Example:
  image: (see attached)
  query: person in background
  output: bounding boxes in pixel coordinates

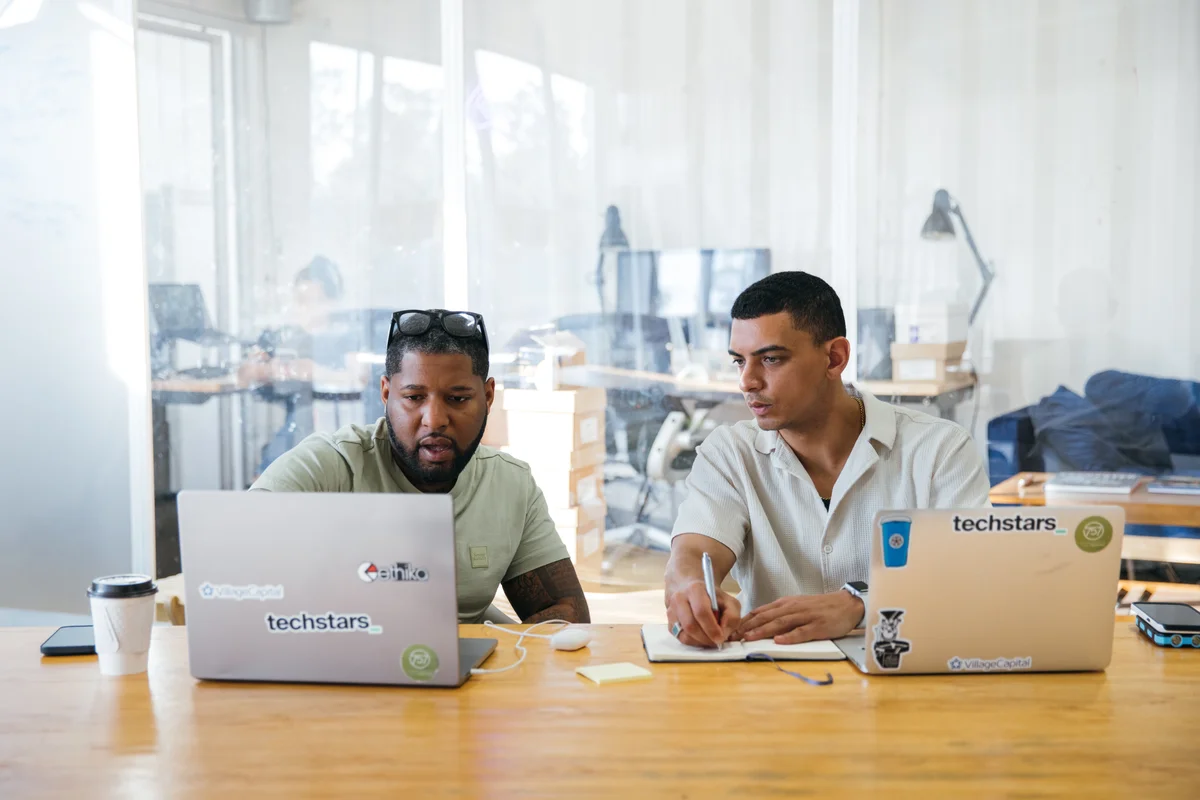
[252,309,590,626]
[664,272,989,649]
[243,256,367,472]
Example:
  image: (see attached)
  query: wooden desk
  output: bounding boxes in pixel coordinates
[858,374,977,419]
[2,622,1196,797]
[991,472,1200,565]
[558,364,741,403]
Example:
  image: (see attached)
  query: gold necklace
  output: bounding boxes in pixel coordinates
[821,396,866,503]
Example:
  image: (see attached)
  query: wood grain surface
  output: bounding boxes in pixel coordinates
[2,622,1197,798]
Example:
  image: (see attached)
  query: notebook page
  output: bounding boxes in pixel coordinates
[641,624,747,662]
[742,638,846,661]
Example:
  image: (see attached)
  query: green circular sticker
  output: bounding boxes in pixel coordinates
[1075,516,1113,553]
[401,644,439,681]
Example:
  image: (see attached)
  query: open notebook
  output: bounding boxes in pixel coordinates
[641,624,846,662]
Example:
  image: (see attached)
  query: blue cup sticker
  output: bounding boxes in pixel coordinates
[881,516,911,568]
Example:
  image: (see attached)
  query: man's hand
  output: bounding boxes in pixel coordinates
[736,590,863,645]
[665,580,741,649]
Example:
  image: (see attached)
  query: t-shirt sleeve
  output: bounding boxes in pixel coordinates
[670,430,751,560]
[249,434,353,492]
[503,477,571,582]
[929,428,992,508]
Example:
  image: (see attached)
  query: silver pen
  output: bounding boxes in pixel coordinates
[702,552,722,649]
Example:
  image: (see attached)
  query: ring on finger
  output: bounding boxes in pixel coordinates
[670,621,682,638]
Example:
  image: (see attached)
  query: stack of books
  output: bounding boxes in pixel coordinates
[1145,476,1200,496]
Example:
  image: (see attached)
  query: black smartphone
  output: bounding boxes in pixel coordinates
[1132,603,1200,648]
[40,625,96,656]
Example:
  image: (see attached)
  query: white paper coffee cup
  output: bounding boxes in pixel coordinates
[87,575,158,676]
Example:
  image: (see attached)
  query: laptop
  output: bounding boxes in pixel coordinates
[836,506,1125,674]
[177,491,497,687]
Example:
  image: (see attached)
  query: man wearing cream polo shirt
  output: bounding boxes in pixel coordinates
[252,309,589,627]
[665,273,989,649]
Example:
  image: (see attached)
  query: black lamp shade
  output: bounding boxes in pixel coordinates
[920,189,956,240]
[599,205,629,248]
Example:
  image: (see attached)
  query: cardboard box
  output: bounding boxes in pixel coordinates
[501,387,607,414]
[568,518,605,573]
[893,357,964,382]
[505,408,605,454]
[548,500,607,530]
[481,387,508,447]
[503,440,606,471]
[527,462,604,508]
[550,502,607,571]
[890,341,967,362]
[894,303,968,344]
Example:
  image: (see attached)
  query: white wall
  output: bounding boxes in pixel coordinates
[0,0,153,616]
[861,0,1200,433]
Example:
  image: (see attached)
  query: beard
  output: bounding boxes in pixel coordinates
[384,410,487,490]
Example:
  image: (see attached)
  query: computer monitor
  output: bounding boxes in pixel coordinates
[655,250,706,318]
[615,248,771,323]
[705,249,771,322]
[616,251,658,316]
[148,283,212,341]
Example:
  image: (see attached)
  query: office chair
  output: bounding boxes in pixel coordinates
[543,313,685,554]
[551,313,675,473]
[256,308,394,474]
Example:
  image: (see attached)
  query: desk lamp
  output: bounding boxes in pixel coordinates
[595,204,629,313]
[920,189,996,325]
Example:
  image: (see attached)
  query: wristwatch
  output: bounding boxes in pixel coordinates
[841,581,868,628]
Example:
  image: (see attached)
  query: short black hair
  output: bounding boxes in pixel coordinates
[385,325,489,381]
[294,255,343,300]
[730,271,846,344]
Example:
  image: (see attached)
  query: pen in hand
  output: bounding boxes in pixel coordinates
[701,552,723,650]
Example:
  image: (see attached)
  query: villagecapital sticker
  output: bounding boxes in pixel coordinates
[199,582,284,601]
[947,656,1033,673]
[871,609,912,670]
[1074,516,1113,553]
[402,644,440,681]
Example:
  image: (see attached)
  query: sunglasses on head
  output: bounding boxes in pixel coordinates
[387,309,490,353]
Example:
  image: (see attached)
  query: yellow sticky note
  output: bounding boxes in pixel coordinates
[575,662,653,685]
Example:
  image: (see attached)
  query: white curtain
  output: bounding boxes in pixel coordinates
[464,0,834,346]
[860,0,1200,432]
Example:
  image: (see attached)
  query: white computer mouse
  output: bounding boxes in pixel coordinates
[549,627,592,651]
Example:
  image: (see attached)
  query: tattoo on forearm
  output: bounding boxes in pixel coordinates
[502,558,591,624]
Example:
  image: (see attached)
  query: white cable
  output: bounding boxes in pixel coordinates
[470,619,571,675]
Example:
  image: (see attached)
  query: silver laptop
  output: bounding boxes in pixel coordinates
[837,506,1125,674]
[177,491,496,687]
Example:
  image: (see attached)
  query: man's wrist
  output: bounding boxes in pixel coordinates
[840,589,866,629]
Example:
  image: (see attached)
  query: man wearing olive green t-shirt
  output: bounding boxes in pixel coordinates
[252,309,589,626]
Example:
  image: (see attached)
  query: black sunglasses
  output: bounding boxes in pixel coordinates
[387,309,490,353]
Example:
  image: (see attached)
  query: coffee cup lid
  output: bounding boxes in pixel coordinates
[87,574,158,599]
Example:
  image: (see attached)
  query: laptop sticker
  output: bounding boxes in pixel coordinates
[871,609,912,670]
[402,644,440,681]
[197,582,284,601]
[947,656,1033,673]
[358,562,430,582]
[1074,516,1113,553]
[264,612,374,633]
[879,516,910,568]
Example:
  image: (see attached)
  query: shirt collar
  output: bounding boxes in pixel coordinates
[857,387,897,450]
[750,387,898,460]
